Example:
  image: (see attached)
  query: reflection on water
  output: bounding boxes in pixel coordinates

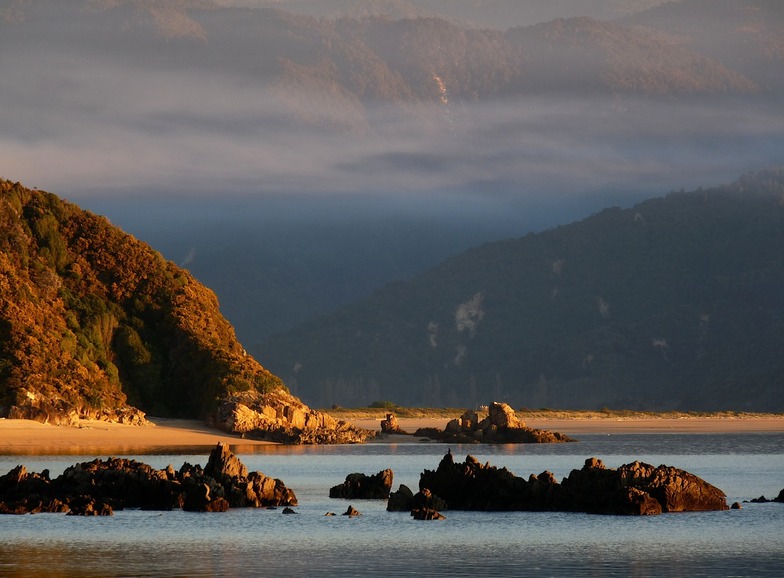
[1,434,783,577]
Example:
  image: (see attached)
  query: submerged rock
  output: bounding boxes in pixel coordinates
[411,507,445,520]
[343,505,361,517]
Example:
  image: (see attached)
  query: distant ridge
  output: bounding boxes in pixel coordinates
[258,169,784,412]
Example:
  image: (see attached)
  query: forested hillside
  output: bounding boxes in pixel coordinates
[258,170,784,412]
[0,180,283,422]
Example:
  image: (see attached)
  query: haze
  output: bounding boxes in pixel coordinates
[2,0,781,205]
[1,0,782,344]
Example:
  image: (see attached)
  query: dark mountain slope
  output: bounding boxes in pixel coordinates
[258,170,784,411]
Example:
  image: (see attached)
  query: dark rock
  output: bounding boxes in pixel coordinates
[66,496,114,516]
[411,507,445,520]
[0,443,296,515]
[203,497,230,513]
[417,452,727,515]
[343,505,361,517]
[282,507,298,514]
[774,488,784,503]
[731,502,742,509]
[387,484,415,511]
[615,460,728,513]
[329,469,393,499]
[412,488,448,512]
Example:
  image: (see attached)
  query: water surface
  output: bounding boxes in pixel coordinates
[1,434,782,577]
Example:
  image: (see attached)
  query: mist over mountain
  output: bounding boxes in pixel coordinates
[2,0,782,410]
[257,169,784,412]
[2,0,781,200]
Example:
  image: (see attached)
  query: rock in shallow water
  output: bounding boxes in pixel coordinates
[329,469,394,499]
[416,453,728,515]
[0,442,296,515]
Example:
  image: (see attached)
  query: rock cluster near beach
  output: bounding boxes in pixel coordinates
[380,413,408,435]
[215,391,374,444]
[414,402,575,444]
[0,442,296,515]
[399,452,729,516]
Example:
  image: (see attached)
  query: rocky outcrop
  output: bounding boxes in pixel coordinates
[329,469,394,499]
[343,505,361,517]
[387,485,447,514]
[747,489,784,504]
[562,458,729,514]
[416,452,728,515]
[214,391,374,444]
[0,442,296,515]
[7,402,148,427]
[414,402,575,444]
[380,413,408,435]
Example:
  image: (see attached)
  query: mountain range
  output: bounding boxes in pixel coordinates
[257,169,784,412]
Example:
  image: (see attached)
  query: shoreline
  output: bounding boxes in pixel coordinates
[352,416,784,436]
[1,414,783,455]
[0,417,272,455]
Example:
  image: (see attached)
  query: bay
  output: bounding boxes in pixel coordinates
[1,433,783,577]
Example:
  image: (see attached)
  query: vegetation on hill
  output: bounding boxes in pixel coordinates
[0,180,284,423]
[259,169,784,412]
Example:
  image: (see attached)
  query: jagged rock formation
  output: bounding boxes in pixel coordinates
[387,484,448,521]
[329,469,394,500]
[343,505,362,517]
[747,488,784,504]
[0,179,370,443]
[416,452,728,515]
[414,402,575,443]
[0,442,296,515]
[215,391,373,444]
[380,413,408,435]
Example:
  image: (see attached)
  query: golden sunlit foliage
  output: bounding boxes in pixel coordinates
[0,180,285,421]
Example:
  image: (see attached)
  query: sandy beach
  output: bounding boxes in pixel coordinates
[0,417,271,455]
[1,414,783,454]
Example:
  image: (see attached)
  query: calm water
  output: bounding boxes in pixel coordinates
[1,434,783,577]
